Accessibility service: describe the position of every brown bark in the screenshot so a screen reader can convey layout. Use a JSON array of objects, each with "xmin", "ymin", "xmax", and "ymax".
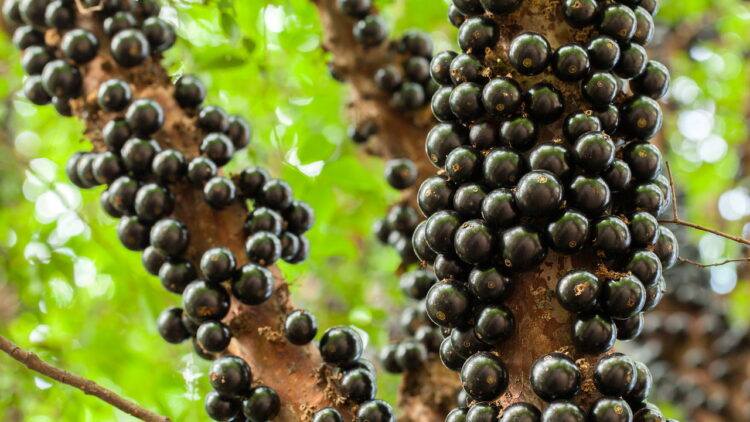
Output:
[{"xmin": 26, "ymin": 7, "xmax": 355, "ymax": 421}]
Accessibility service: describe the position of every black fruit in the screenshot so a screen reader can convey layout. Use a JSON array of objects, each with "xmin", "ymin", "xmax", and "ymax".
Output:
[
  {"xmin": 583, "ymin": 72, "xmax": 618, "ymax": 108},
  {"xmin": 445, "ymin": 147, "xmax": 480, "ymax": 184},
  {"xmin": 621, "ymin": 96, "xmax": 662, "ymax": 140},
  {"xmin": 563, "ymin": 113, "xmax": 601, "ymax": 143},
  {"xmin": 355, "ymin": 400, "xmax": 394, "ymax": 422},
  {"xmin": 134, "ymin": 183, "xmax": 174, "ymax": 223},
  {"xmin": 204, "ymin": 391, "xmax": 239, "ymax": 422},
  {"xmin": 482, "ymin": 77, "xmax": 521, "ymax": 116},
  {"xmin": 501, "ymin": 226, "xmax": 546, "ymax": 272},
  {"xmin": 141, "ymin": 246, "xmax": 166, "ymax": 275},
  {"xmin": 500, "ymin": 117, "xmax": 537, "ymax": 151},
  {"xmin": 474, "ymin": 305, "xmax": 514, "ymax": 345},
  {"xmin": 547, "ymin": 209, "xmax": 589, "ymax": 253},
  {"xmin": 593, "ymin": 216, "xmax": 631, "ymax": 257},
  {"xmin": 174, "ymin": 74, "xmax": 206, "ymax": 108},
  {"xmin": 450, "ymin": 53, "xmax": 484, "ymax": 85},
  {"xmin": 150, "ymin": 218, "xmax": 188, "ymax": 256},
  {"xmin": 615, "ymin": 43, "xmax": 648, "ymax": 79},
  {"xmin": 117, "ymin": 216, "xmax": 150, "ymax": 251},
  {"xmin": 24, "ymin": 75, "xmax": 51, "ymax": 105},
  {"xmin": 594, "ymin": 353, "xmax": 637, "ymax": 396},
  {"xmin": 313, "ymin": 408, "xmax": 344, "ymax": 422},
  {"xmin": 589, "ymin": 398, "xmax": 633, "ymax": 422},
  {"xmin": 187, "ymin": 157, "xmax": 217, "ymax": 186},
  {"xmin": 41, "ymin": 59, "xmax": 81, "ymax": 98},
  {"xmin": 599, "ymin": 5, "xmax": 637, "ymax": 43},
  {"xmin": 509, "ymin": 32, "xmax": 551, "ymax": 75},
  {"xmin": 97, "ymin": 78, "xmax": 132, "ymax": 112},
  {"xmin": 499, "ymin": 402, "xmax": 541, "ymax": 422},
  {"xmin": 563, "ymin": 0, "xmax": 597, "ymax": 27},
  {"xmin": 232, "ymin": 264, "xmax": 274, "ymax": 305},
  {"xmin": 556, "ymin": 270, "xmax": 600, "ymax": 312},
  {"xmin": 111, "ymin": 29, "xmax": 150, "ymax": 67},
  {"xmin": 103, "ymin": 11, "xmax": 137, "ymax": 37},
  {"xmin": 44, "ymin": 0, "xmax": 75, "ymax": 29},
  {"xmin": 449, "ymin": 82, "xmax": 484, "ymax": 121},
  {"xmin": 530, "ymin": 353, "xmax": 581, "ymax": 401},
  {"xmin": 21, "ymin": 45, "xmax": 52, "ymax": 75},
  {"xmin": 385, "ymin": 158, "xmax": 418, "ymax": 190},
  {"xmin": 552, "ymin": 43, "xmax": 590, "ymax": 81},
  {"xmin": 460, "ymin": 352, "xmax": 509, "ymax": 401},
  {"xmin": 197, "ymin": 321, "xmax": 232, "ymax": 353},
  {"xmin": 200, "ymin": 247, "xmax": 236, "ymax": 283},
  {"xmin": 200, "ymin": 132, "xmax": 235, "ymax": 166},
  {"xmin": 142, "ymin": 16, "xmax": 175, "ymax": 52},
  {"xmin": 182, "ymin": 280, "xmax": 231, "ymax": 322},
  {"xmin": 572, "ymin": 313, "xmax": 617, "ymax": 355},
  {"xmin": 121, "ymin": 138, "xmax": 160, "ymax": 175},
  {"xmin": 209, "ymin": 355, "xmax": 251, "ymax": 398},
  {"xmin": 514, "ymin": 170, "xmax": 563, "ymax": 218},
  {"xmin": 483, "ymin": 147, "xmax": 525, "ymax": 187},
  {"xmin": 319, "ymin": 326, "xmax": 362, "ymax": 366},
  {"xmin": 152, "ymin": 149, "xmax": 186, "ymax": 183},
  {"xmin": 481, "ymin": 188, "xmax": 517, "ymax": 228},
  {"xmin": 573, "ymin": 132, "xmax": 615, "ymax": 174},
  {"xmin": 587, "ymin": 36, "xmax": 621, "ymax": 71},
  {"xmin": 353, "ymin": 15, "xmax": 387, "ymax": 47},
  {"xmin": 204, "ymin": 176, "xmax": 236, "ymax": 208},
  {"xmin": 284, "ymin": 309, "xmax": 318, "ymax": 345},
  {"xmin": 61, "ymin": 29, "xmax": 99, "ymax": 64},
  {"xmin": 525, "ymin": 83, "xmax": 564, "ymax": 123},
  {"xmin": 103, "ymin": 118, "xmax": 132, "ymax": 150},
  {"xmin": 126, "ymin": 99, "xmax": 164, "ymax": 136},
  {"xmin": 157, "ymin": 307, "xmax": 190, "ymax": 344},
  {"xmin": 480, "ymin": 0, "xmax": 521, "ymax": 14},
  {"xmin": 425, "ymin": 281, "xmax": 472, "ymax": 328},
  {"xmin": 158, "ymin": 259, "xmax": 195, "ymax": 294},
  {"xmin": 604, "ymin": 160, "xmax": 632, "ymax": 193},
  {"xmin": 631, "ymin": 61, "xmax": 669, "ymax": 99},
  {"xmin": 242, "ymin": 387, "xmax": 280, "ymax": 421},
  {"xmin": 457, "ymin": 17, "xmax": 496, "ymax": 54},
  {"xmin": 340, "ymin": 368, "xmax": 376, "ymax": 403},
  {"xmin": 468, "ymin": 267, "xmax": 512, "ymax": 303}
]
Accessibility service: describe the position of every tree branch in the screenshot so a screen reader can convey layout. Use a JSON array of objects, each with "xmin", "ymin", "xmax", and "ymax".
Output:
[
  {"xmin": 677, "ymin": 256, "xmax": 750, "ymax": 268},
  {"xmin": 0, "ymin": 334, "xmax": 170, "ymax": 422}
]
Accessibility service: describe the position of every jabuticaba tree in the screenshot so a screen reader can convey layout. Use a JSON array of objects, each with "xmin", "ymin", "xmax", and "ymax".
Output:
[
  {"xmin": 408, "ymin": 0, "xmax": 679, "ymax": 420},
  {"xmin": 1, "ymin": 1, "xmax": 401, "ymax": 421},
  {"xmin": 312, "ymin": 1, "xmax": 466, "ymax": 420}
]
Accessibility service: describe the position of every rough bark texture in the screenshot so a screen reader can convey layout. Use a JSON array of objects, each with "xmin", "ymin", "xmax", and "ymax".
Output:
[{"xmin": 26, "ymin": 6, "xmax": 355, "ymax": 421}]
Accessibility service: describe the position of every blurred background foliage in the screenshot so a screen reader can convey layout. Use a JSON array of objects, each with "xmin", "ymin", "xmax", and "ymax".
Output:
[{"xmin": 0, "ymin": 0, "xmax": 748, "ymax": 420}]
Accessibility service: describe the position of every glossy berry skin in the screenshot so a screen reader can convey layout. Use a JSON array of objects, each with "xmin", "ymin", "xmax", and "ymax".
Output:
[
  {"xmin": 454, "ymin": 219, "xmax": 495, "ymax": 265},
  {"xmin": 552, "ymin": 43, "xmax": 590, "ymax": 81},
  {"xmin": 583, "ymin": 72, "xmax": 618, "ymax": 108},
  {"xmin": 547, "ymin": 210, "xmax": 589, "ymax": 253},
  {"xmin": 103, "ymin": 11, "xmax": 137, "ymax": 37},
  {"xmin": 515, "ymin": 170, "xmax": 563, "ymax": 218},
  {"xmin": 340, "ymin": 368, "xmax": 376, "ymax": 403},
  {"xmin": 319, "ymin": 326, "xmax": 362, "ymax": 366},
  {"xmin": 654, "ymin": 226, "xmax": 678, "ymax": 269},
  {"xmin": 526, "ymin": 84, "xmax": 563, "ymax": 123},
  {"xmin": 430, "ymin": 51, "xmax": 457, "ymax": 85},
  {"xmin": 41, "ymin": 60, "xmax": 82, "ymax": 99},
  {"xmin": 157, "ymin": 307, "xmax": 190, "ymax": 344},
  {"xmin": 457, "ymin": 17, "xmax": 496, "ymax": 54},
  {"xmin": 445, "ymin": 147, "xmax": 480, "ymax": 184},
  {"xmin": 237, "ymin": 166, "xmax": 269, "ymax": 198},
  {"xmin": 152, "ymin": 149, "xmax": 185, "ymax": 183},
  {"xmin": 174, "ymin": 74, "xmax": 206, "ymax": 108},
  {"xmin": 245, "ymin": 207, "xmax": 283, "ymax": 236},
  {"xmin": 244, "ymin": 230, "xmax": 281, "ymax": 266},
  {"xmin": 313, "ymin": 408, "xmax": 344, "ymax": 422},
  {"xmin": 425, "ymin": 123, "xmax": 467, "ymax": 168},
  {"xmin": 468, "ymin": 268, "xmax": 510, "ymax": 305},
  {"xmin": 594, "ymin": 353, "xmax": 637, "ymax": 397},
  {"xmin": 232, "ymin": 264, "xmax": 273, "ymax": 305},
  {"xmin": 356, "ymin": 399, "xmax": 395, "ymax": 422},
  {"xmin": 107, "ymin": 175, "xmax": 138, "ymax": 214},
  {"xmin": 353, "ymin": 15, "xmax": 387, "ymax": 47},
  {"xmin": 480, "ymin": 0, "xmax": 521, "ymax": 14},
  {"xmin": 573, "ymin": 313, "xmax": 617, "ymax": 355},
  {"xmin": 200, "ymin": 133, "xmax": 235, "ymax": 166},
  {"xmin": 98, "ymin": 78, "xmax": 132, "ymax": 112},
  {"xmin": 23, "ymin": 75, "xmax": 50, "ymax": 105},
  {"xmin": 602, "ymin": 275, "xmax": 645, "ymax": 319},
  {"xmin": 621, "ymin": 96, "xmax": 662, "ymax": 140},
  {"xmin": 204, "ymin": 391, "xmax": 240, "ymax": 422},
  {"xmin": 258, "ymin": 179, "xmax": 293, "ymax": 210},
  {"xmin": 556, "ymin": 270, "xmax": 600, "ymax": 313},
  {"xmin": 45, "ymin": 0, "xmax": 75, "ymax": 30},
  {"xmin": 385, "ymin": 158, "xmax": 418, "ymax": 190},
  {"xmin": 186, "ymin": 157, "xmax": 217, "ymax": 186},
  {"xmin": 424, "ymin": 210, "xmax": 461, "ymax": 255},
  {"xmin": 450, "ymin": 54, "xmax": 484, "ymax": 85},
  {"xmin": 336, "ymin": 0, "xmax": 371, "ymax": 17},
  {"xmin": 400, "ymin": 269, "xmax": 436, "ymax": 301},
  {"xmin": 626, "ymin": 361, "xmax": 653, "ymax": 404},
  {"xmin": 433, "ymin": 253, "xmax": 471, "ymax": 281},
  {"xmin": 481, "ymin": 188, "xmax": 517, "ymax": 228},
  {"xmin": 242, "ymin": 387, "xmax": 280, "ymax": 421},
  {"xmin": 141, "ymin": 246, "xmax": 165, "ymax": 275},
  {"xmin": 604, "ymin": 160, "xmax": 632, "ymax": 193},
  {"xmin": 632, "ymin": 408, "xmax": 663, "ymax": 422},
  {"xmin": 563, "ymin": 0, "xmax": 597, "ymax": 27},
  {"xmin": 103, "ymin": 118, "xmax": 132, "ymax": 150},
  {"xmin": 500, "ymin": 117, "xmax": 537, "ymax": 152},
  {"xmin": 117, "ymin": 216, "xmax": 150, "ymax": 251},
  {"xmin": 111, "ymin": 29, "xmax": 150, "ymax": 68},
  {"xmin": 432, "ymin": 87, "xmax": 453, "ymax": 122},
  {"xmin": 542, "ymin": 401, "xmax": 585, "ymax": 422},
  {"xmin": 150, "ymin": 218, "xmax": 188, "ymax": 257},
  {"xmin": 12, "ymin": 26, "xmax": 44, "ymax": 50},
  {"xmin": 198, "ymin": 105, "xmax": 229, "ymax": 133},
  {"xmin": 426, "ymin": 281, "xmax": 472, "ymax": 328},
  {"xmin": 593, "ymin": 216, "xmax": 631, "ymax": 258},
  {"xmin": 530, "ymin": 353, "xmax": 581, "ymax": 402},
  {"xmin": 197, "ymin": 321, "xmax": 232, "ymax": 353},
  {"xmin": 460, "ymin": 352, "xmax": 509, "ymax": 402},
  {"xmin": 588, "ymin": 37, "xmax": 621, "ymax": 71},
  {"xmin": 21, "ymin": 45, "xmax": 52, "ymax": 75},
  {"xmin": 61, "ymin": 29, "xmax": 99, "ymax": 64},
  {"xmin": 134, "ymin": 183, "xmax": 174, "ymax": 223},
  {"xmin": 631, "ymin": 61, "xmax": 669, "ymax": 99},
  {"xmin": 453, "ymin": 183, "xmax": 485, "ymax": 219},
  {"xmin": 159, "ymin": 260, "xmax": 195, "ymax": 294},
  {"xmin": 126, "ymin": 99, "xmax": 164, "ymax": 136},
  {"xmin": 284, "ymin": 309, "xmax": 318, "ymax": 345},
  {"xmin": 573, "ymin": 132, "xmax": 615, "ymax": 175},
  {"xmin": 182, "ymin": 280, "xmax": 231, "ymax": 323},
  {"xmin": 200, "ymin": 247, "xmax": 236, "ymax": 283},
  {"xmin": 483, "ymin": 148, "xmax": 525, "ymax": 187},
  {"xmin": 475, "ymin": 305, "xmax": 514, "ymax": 345},
  {"xmin": 142, "ymin": 17, "xmax": 176, "ymax": 52},
  {"xmin": 209, "ymin": 355, "xmax": 252, "ymax": 398},
  {"xmin": 625, "ymin": 250, "xmax": 662, "ymax": 287},
  {"xmin": 499, "ymin": 402, "xmax": 541, "ymax": 422},
  {"xmin": 614, "ymin": 44, "xmax": 648, "ymax": 80},
  {"xmin": 599, "ymin": 5, "xmax": 637, "ymax": 44},
  {"xmin": 509, "ymin": 32, "xmax": 551, "ymax": 75},
  {"xmin": 284, "ymin": 200, "xmax": 315, "ymax": 235},
  {"xmin": 589, "ymin": 398, "xmax": 633, "ymax": 422},
  {"xmin": 452, "ymin": 0, "xmax": 483, "ymax": 14},
  {"xmin": 450, "ymin": 82, "xmax": 484, "ymax": 121},
  {"xmin": 482, "ymin": 78, "xmax": 522, "ymax": 117},
  {"xmin": 623, "ymin": 141, "xmax": 661, "ymax": 182},
  {"xmin": 121, "ymin": 138, "xmax": 160, "ymax": 175},
  {"xmin": 632, "ymin": 6, "xmax": 655, "ymax": 45},
  {"xmin": 501, "ymin": 226, "xmax": 546, "ymax": 272},
  {"xmin": 204, "ymin": 176, "xmax": 237, "ymax": 209},
  {"xmin": 225, "ymin": 115, "xmax": 252, "ymax": 150},
  {"xmin": 439, "ymin": 337, "xmax": 467, "ymax": 372},
  {"xmin": 466, "ymin": 403, "xmax": 498, "ymax": 422}
]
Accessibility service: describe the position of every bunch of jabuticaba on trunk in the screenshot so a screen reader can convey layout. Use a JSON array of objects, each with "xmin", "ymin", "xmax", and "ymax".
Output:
[
  {"xmin": 412, "ymin": 0, "xmax": 681, "ymax": 421},
  {"xmin": 1, "ymin": 0, "xmax": 400, "ymax": 420}
]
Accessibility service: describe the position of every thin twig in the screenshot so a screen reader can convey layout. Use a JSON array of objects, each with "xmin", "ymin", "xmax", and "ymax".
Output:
[
  {"xmin": 0, "ymin": 334, "xmax": 171, "ymax": 422},
  {"xmin": 659, "ymin": 161, "xmax": 750, "ymax": 247},
  {"xmin": 678, "ymin": 256, "xmax": 750, "ymax": 268}
]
